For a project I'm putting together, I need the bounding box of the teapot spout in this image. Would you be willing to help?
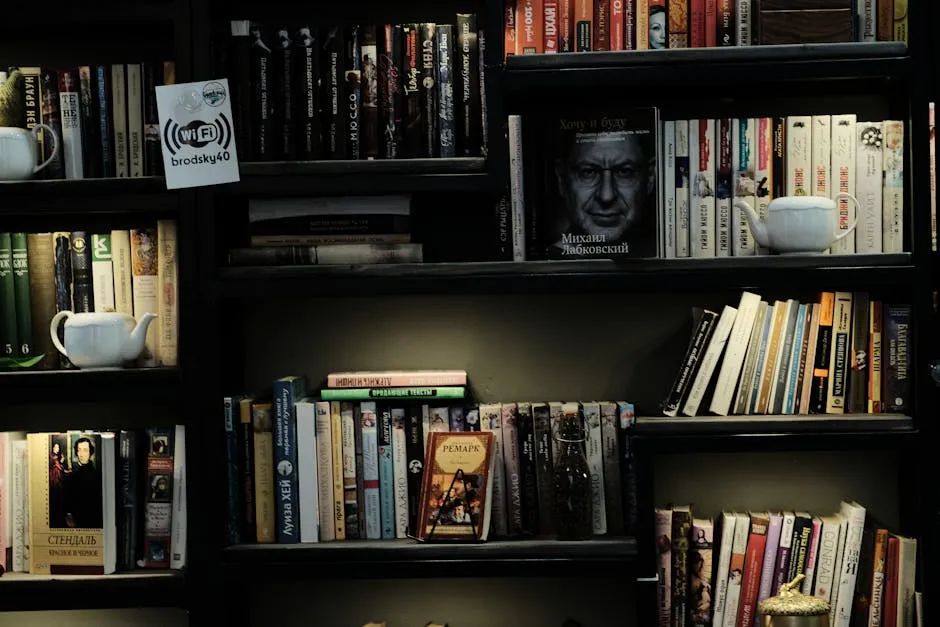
[734,199,769,249]
[123,312,157,361]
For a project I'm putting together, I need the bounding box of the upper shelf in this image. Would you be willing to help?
[1,1,182,27]
[222,538,636,579]
[226,158,495,196]
[0,366,182,408]
[501,42,910,90]
[0,177,179,214]
[0,570,185,612]
[216,254,915,298]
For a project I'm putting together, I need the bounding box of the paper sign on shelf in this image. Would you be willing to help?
[155,78,240,190]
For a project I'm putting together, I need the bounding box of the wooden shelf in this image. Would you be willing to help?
[226,158,493,195]
[215,254,915,297]
[0,570,185,612]
[0,367,182,408]
[502,41,909,90]
[633,414,918,453]
[222,538,636,578]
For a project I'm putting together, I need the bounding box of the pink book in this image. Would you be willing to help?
[755,512,783,626]
[326,370,467,388]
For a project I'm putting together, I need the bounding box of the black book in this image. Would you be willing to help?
[40,70,65,180]
[320,26,346,159]
[344,25,361,160]
[528,108,660,260]
[360,26,379,159]
[78,67,101,178]
[404,404,425,535]
[455,14,481,157]
[141,62,163,176]
[292,25,320,160]
[249,24,274,161]
[69,232,93,313]
[273,25,295,160]
[229,20,255,159]
[377,24,403,159]
[436,24,455,158]
[418,23,438,158]
[400,24,423,157]
[662,308,719,416]
[516,403,539,535]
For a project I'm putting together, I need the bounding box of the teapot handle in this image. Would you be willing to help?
[49,310,72,357]
[31,123,60,175]
[831,192,860,244]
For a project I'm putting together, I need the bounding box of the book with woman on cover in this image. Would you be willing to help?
[416,432,495,542]
[530,108,660,260]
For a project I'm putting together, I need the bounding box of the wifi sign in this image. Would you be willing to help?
[162,114,233,155]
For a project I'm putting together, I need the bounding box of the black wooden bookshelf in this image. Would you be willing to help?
[0,0,936,624]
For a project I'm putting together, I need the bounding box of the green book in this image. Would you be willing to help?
[320,386,466,401]
[11,233,32,357]
[0,233,16,357]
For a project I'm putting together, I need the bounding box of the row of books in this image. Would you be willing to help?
[230,17,487,163]
[662,291,911,418]
[504,0,908,56]
[0,427,186,575]
[223,370,641,544]
[661,116,905,259]
[1,63,174,180]
[0,224,179,370]
[656,502,919,627]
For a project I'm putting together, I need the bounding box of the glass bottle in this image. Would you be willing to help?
[553,409,593,540]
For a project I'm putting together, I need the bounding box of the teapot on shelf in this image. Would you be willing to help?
[734,192,860,255]
[50,311,157,369]
[0,123,60,181]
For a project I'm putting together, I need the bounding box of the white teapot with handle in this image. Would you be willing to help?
[50,311,157,368]
[734,192,860,254]
[0,123,59,181]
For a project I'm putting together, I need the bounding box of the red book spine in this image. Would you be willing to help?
[689,0,706,47]
[517,0,545,53]
[544,0,561,51]
[704,0,717,47]
[883,536,900,627]
[610,0,624,50]
[594,0,610,50]
[736,514,769,627]
[559,0,575,51]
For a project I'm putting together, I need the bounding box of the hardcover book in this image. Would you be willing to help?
[531,108,659,259]
[416,431,494,541]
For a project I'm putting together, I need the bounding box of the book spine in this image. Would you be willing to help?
[117,431,137,569]
[456,15,482,156]
[716,118,733,257]
[691,119,716,258]
[344,26,361,160]
[690,519,714,627]
[813,518,842,601]
[327,371,468,388]
[377,404,395,539]
[732,118,757,256]
[663,120,677,258]
[109,65,128,177]
[293,25,320,160]
[142,62,163,176]
[671,507,692,627]
[320,386,463,401]
[787,515,813,582]
[675,119,691,257]
[273,379,302,543]
[618,402,638,534]
[868,301,883,413]
[594,0,610,51]
[296,401,320,543]
[600,402,623,534]
[9,233,31,357]
[772,512,795,595]
[224,399,243,545]
[825,292,853,414]
[830,114,858,254]
[419,23,438,158]
[736,515,768,627]
[314,401,335,541]
[855,121,884,253]
[662,310,717,415]
[322,27,347,159]
[532,403,556,535]
[404,404,425,535]
[559,0,574,51]
[501,402,523,536]
[378,25,403,159]
[390,407,409,538]
[575,0,593,50]
[274,26,296,160]
[341,402,359,539]
[516,402,539,535]
[40,71,65,179]
[582,402,606,534]
[480,404,508,536]
[754,117,773,254]
[401,25,423,157]
[810,292,835,413]
[883,304,911,413]
[57,70,84,180]
[251,406,276,543]
[330,402,346,539]
[882,120,904,253]
[249,25,274,161]
[655,508,673,627]
[360,402,381,539]
[125,64,143,177]
[95,66,114,177]
[237,399,256,541]
[69,232,94,313]
[802,518,823,595]
[360,26,379,159]
[437,24,456,158]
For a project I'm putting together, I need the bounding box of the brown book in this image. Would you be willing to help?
[26,233,58,369]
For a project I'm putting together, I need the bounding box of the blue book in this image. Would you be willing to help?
[377,404,395,539]
[273,375,308,544]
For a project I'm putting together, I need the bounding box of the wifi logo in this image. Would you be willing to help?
[162,113,233,155]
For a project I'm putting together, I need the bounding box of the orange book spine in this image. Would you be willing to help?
[517,0,545,53]
[575,0,593,50]
[868,300,883,413]
[667,0,688,48]
[544,0,561,52]
[635,0,649,49]
[736,513,769,627]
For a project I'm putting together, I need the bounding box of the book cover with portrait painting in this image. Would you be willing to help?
[27,431,116,574]
[528,108,660,260]
[416,431,495,542]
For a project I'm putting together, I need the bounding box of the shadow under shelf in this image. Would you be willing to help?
[0,569,185,612]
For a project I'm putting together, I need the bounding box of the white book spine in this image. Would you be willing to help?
[754,117,773,255]
[390,408,409,539]
[767,300,796,414]
[110,230,134,316]
[341,403,358,537]
[812,115,832,252]
[732,118,757,256]
[11,438,26,572]
[858,0,876,41]
[711,512,737,627]
[682,305,738,416]
[833,502,867,627]
[897,537,918,627]
[856,122,884,253]
[722,512,750,627]
[170,425,187,569]
[691,119,716,257]
[831,115,858,254]
[735,0,751,45]
[814,517,844,601]
[582,402,606,535]
[90,234,115,313]
[508,115,526,261]
[676,120,691,257]
[829,514,849,622]
[296,401,320,543]
[664,120,677,258]
[360,402,381,539]
[733,300,768,414]
[480,404,508,537]
[786,116,812,197]
[314,401,336,541]
[710,291,761,415]
[882,120,904,253]
[58,76,84,180]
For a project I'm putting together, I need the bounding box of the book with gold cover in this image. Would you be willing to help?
[27,431,116,574]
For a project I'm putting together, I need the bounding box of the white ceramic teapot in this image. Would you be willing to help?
[0,124,59,181]
[734,193,860,254]
[50,311,157,369]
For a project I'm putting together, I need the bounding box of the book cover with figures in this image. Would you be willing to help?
[533,109,659,259]
[416,432,494,541]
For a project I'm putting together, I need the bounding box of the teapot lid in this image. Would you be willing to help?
[759,575,829,616]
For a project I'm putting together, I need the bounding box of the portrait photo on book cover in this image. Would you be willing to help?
[47,433,103,530]
[544,110,658,259]
[426,473,483,530]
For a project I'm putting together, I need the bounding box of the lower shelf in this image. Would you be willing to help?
[223,537,637,579]
[0,570,185,612]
